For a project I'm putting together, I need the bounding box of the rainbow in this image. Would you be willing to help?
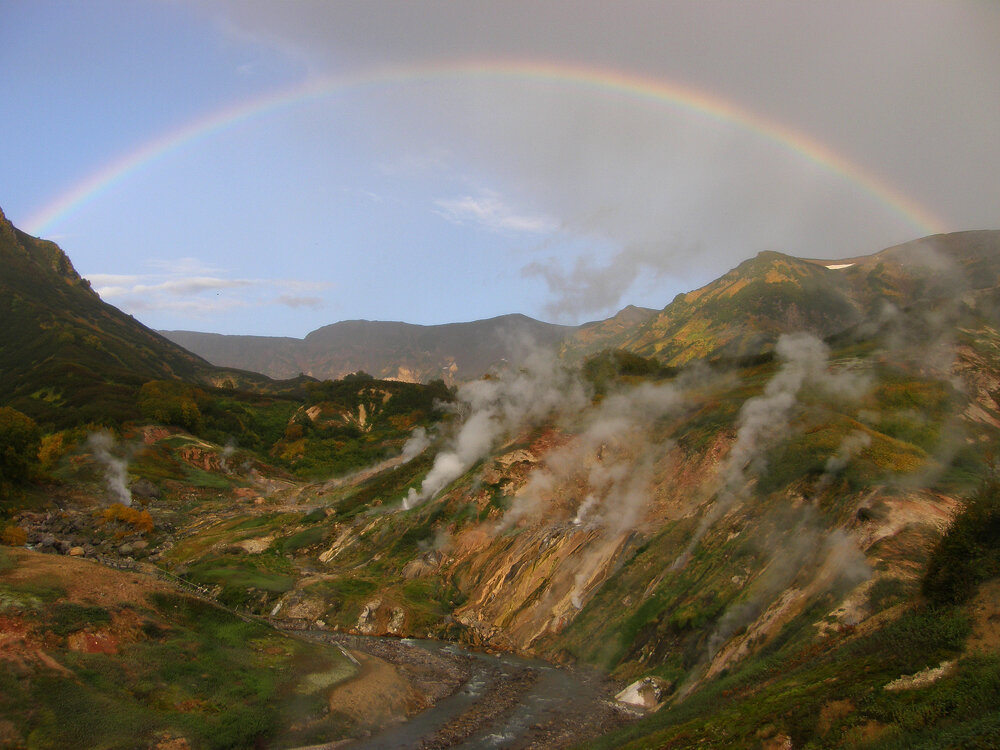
[24,60,947,236]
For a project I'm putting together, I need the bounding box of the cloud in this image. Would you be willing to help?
[522,240,695,320]
[190,0,1000,327]
[86,260,331,320]
[434,190,557,234]
[118,296,249,316]
[275,294,324,309]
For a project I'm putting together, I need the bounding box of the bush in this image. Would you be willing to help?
[922,480,1000,606]
[100,503,154,534]
[0,406,41,483]
[0,524,27,546]
[138,380,202,431]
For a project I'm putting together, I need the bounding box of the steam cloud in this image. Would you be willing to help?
[522,240,695,321]
[671,501,870,701]
[672,333,869,568]
[495,375,696,611]
[402,344,588,509]
[400,426,430,463]
[220,439,237,472]
[502,378,689,532]
[87,431,133,506]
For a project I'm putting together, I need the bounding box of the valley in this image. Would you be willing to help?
[2,206,1000,748]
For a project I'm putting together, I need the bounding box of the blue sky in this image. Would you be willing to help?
[2,1,998,337]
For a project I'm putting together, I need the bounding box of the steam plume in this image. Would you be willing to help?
[87,431,132,506]
[673,333,869,568]
[402,344,588,509]
[400,426,430,463]
[501,378,687,531]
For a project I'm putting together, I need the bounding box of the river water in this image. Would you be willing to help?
[297,631,621,750]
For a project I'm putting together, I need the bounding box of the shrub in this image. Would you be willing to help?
[100,503,154,534]
[0,406,41,483]
[138,380,203,431]
[0,524,27,546]
[922,480,1000,606]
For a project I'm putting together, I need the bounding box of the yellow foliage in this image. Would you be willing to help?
[279,438,307,460]
[0,524,27,546]
[37,432,66,467]
[101,503,154,534]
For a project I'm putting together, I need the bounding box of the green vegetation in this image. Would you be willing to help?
[922,480,1000,605]
[583,348,675,392]
[585,604,989,750]
[0,581,358,750]
[183,554,297,611]
[0,406,40,484]
[273,376,452,478]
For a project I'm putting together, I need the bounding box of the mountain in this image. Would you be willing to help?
[559,304,658,361]
[162,314,577,383]
[0,206,207,426]
[0,206,284,428]
[5,220,1000,747]
[563,230,1000,366]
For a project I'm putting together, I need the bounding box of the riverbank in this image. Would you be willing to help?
[287,627,629,749]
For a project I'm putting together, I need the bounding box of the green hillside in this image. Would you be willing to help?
[4,219,1000,748]
[563,231,1000,368]
[0,207,212,427]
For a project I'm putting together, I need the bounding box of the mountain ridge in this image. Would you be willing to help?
[0,205,295,427]
[162,313,576,383]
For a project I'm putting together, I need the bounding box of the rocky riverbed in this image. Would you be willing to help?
[289,628,629,750]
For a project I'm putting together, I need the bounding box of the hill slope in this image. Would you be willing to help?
[162,314,576,383]
[0,207,281,428]
[563,230,1000,366]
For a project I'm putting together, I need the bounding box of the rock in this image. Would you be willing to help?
[388,608,406,634]
[357,599,382,634]
[615,676,674,710]
[68,546,85,556]
[132,479,162,500]
[39,533,56,548]
[884,660,956,691]
[118,543,134,555]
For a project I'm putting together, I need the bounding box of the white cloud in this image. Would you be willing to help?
[275,294,324,309]
[85,261,332,320]
[434,190,557,234]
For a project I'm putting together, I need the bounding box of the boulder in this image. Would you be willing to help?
[615,676,674,710]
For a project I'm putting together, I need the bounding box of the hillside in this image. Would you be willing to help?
[0,206,285,428]
[162,314,577,383]
[563,230,1000,367]
[3,227,1000,747]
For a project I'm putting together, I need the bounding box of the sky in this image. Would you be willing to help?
[2,1,998,337]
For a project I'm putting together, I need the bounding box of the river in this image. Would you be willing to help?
[293,629,626,750]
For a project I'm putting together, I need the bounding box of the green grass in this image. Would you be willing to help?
[0,581,359,750]
[182,556,296,611]
[273,525,327,555]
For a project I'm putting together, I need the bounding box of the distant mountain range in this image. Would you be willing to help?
[4,194,998,405]
[162,230,1000,383]
[161,314,582,383]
